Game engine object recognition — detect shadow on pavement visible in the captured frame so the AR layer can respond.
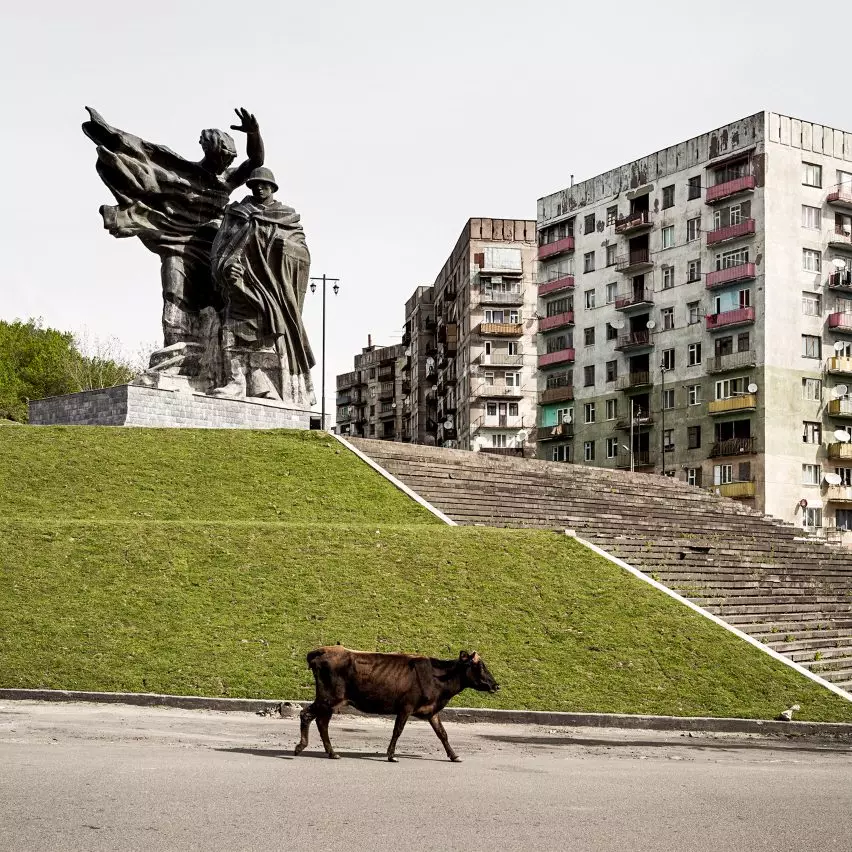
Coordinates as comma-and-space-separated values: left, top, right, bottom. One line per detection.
215, 747, 437, 761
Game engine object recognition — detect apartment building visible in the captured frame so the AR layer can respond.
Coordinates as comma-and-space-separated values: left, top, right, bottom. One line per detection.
536, 111, 852, 537
402, 286, 437, 444
335, 338, 407, 441
426, 218, 539, 456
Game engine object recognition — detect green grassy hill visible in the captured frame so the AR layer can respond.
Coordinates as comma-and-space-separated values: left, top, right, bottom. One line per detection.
1, 427, 850, 721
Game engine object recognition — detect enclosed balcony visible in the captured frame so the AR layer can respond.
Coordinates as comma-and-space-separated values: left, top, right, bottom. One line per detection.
614, 330, 654, 351
478, 289, 525, 306
708, 394, 757, 415
826, 355, 852, 375
615, 449, 656, 469
537, 275, 575, 296
705, 175, 756, 204
540, 383, 574, 404
538, 348, 575, 368
478, 352, 524, 368
378, 381, 395, 400
478, 321, 524, 337
827, 228, 852, 251
705, 350, 757, 373
709, 437, 756, 457
706, 306, 755, 331
716, 480, 756, 499
827, 185, 852, 211
539, 311, 574, 331
706, 219, 756, 246
614, 371, 652, 391
538, 236, 575, 260
615, 249, 653, 274
615, 287, 654, 311
614, 210, 653, 235
828, 398, 852, 418
828, 269, 852, 290
828, 311, 852, 332
827, 442, 852, 461
614, 414, 653, 430
825, 485, 852, 504
474, 383, 524, 399
472, 414, 524, 431
705, 263, 756, 289
537, 422, 574, 442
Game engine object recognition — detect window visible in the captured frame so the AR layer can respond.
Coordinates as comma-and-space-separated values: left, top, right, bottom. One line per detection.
606, 437, 618, 459
584, 289, 596, 309
606, 206, 618, 227
546, 297, 571, 317
716, 247, 749, 270
662, 348, 675, 370
687, 259, 701, 282
802, 377, 822, 402
508, 402, 519, 417
583, 365, 595, 387
555, 407, 572, 424
484, 371, 496, 385
605, 398, 617, 419
605, 361, 618, 382
688, 385, 702, 405
487, 402, 497, 417
803, 421, 822, 443
584, 327, 595, 346
583, 251, 596, 273
546, 334, 570, 354
584, 441, 595, 462
687, 302, 701, 325
662, 185, 675, 209
584, 213, 596, 235
505, 372, 522, 387
802, 205, 821, 229
662, 266, 674, 290
715, 377, 748, 399
552, 444, 570, 462
838, 509, 852, 531
686, 467, 702, 486
605, 281, 617, 303
802, 463, 822, 485
803, 249, 821, 272
738, 288, 751, 308
803, 162, 822, 187
663, 388, 675, 409
663, 429, 674, 451
802, 335, 821, 359
687, 217, 701, 241
688, 425, 701, 449
484, 309, 520, 323
606, 323, 618, 341
737, 332, 750, 352
491, 434, 507, 448
803, 507, 823, 529
507, 341, 518, 355
662, 307, 674, 330
687, 175, 701, 200
606, 244, 617, 267
688, 342, 702, 366
802, 292, 822, 316
661, 226, 675, 249
714, 464, 733, 485
728, 204, 743, 226
836, 467, 852, 487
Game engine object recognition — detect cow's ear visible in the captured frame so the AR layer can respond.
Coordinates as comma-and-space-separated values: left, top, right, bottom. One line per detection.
459, 651, 470, 662
471, 652, 480, 664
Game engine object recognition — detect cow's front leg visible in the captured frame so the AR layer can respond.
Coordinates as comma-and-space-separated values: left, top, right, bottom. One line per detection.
387, 710, 410, 762
294, 703, 317, 755
428, 714, 461, 762
315, 710, 340, 759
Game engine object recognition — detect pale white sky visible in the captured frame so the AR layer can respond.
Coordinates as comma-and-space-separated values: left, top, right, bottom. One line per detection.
2, 0, 851, 414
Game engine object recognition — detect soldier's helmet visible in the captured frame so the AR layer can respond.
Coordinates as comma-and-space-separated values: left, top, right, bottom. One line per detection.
246, 167, 278, 192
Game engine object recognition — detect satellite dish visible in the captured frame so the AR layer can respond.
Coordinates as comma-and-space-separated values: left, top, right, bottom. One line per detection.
835, 341, 847, 352
825, 472, 843, 485
611, 319, 625, 330
431, 385, 438, 392
747, 383, 758, 393
426, 356, 435, 366
646, 320, 657, 330
443, 420, 453, 429
404, 348, 411, 357
834, 430, 852, 443
561, 414, 572, 424
799, 498, 809, 509
834, 384, 849, 398
833, 258, 848, 270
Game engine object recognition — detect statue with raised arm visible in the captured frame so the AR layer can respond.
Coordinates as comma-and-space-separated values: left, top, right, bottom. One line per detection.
82, 107, 265, 376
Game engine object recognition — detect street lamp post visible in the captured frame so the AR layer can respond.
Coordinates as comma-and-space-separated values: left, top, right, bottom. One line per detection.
309, 273, 340, 430
660, 360, 668, 475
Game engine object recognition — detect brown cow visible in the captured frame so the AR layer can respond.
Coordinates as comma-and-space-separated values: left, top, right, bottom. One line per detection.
294, 646, 500, 762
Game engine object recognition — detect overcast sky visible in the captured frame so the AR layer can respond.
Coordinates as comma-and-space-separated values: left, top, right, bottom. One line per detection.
2, 0, 851, 415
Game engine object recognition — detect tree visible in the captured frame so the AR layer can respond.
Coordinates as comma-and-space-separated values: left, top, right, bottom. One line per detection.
68, 331, 135, 391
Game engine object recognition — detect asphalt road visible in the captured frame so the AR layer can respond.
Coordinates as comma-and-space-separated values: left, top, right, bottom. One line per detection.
1, 701, 851, 852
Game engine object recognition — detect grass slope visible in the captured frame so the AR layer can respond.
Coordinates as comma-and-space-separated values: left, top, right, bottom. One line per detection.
1, 428, 850, 721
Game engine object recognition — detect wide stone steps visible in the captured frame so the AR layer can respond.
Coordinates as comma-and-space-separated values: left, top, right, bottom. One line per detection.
350, 439, 852, 688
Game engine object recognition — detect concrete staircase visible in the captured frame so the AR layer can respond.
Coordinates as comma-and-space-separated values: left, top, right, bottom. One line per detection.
350, 438, 852, 691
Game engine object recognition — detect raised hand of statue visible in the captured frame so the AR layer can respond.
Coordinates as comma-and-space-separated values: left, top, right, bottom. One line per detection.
230, 108, 259, 135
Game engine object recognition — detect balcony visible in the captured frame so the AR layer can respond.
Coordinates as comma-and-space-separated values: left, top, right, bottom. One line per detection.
474, 383, 524, 399
337, 370, 359, 390
615, 287, 654, 311
480, 447, 525, 458
378, 368, 394, 381
826, 355, 852, 375
614, 371, 652, 391
705, 175, 756, 204
615, 449, 656, 469
825, 485, 852, 504
827, 442, 852, 460
540, 384, 574, 404
615, 414, 653, 430
827, 184, 852, 211
706, 219, 756, 246
614, 330, 654, 351
538, 348, 575, 368
479, 322, 524, 337
537, 422, 574, 442
615, 249, 653, 274
706, 262, 756, 289
478, 353, 524, 367
478, 289, 524, 306
537, 274, 575, 296
378, 407, 396, 420
828, 311, 852, 332
538, 236, 575, 260
539, 311, 574, 331
378, 381, 395, 400
708, 394, 757, 415
472, 415, 524, 431
706, 350, 757, 373
706, 306, 755, 330
828, 398, 852, 418
709, 437, 755, 458
827, 228, 852, 251
614, 210, 653, 235
828, 269, 852, 290
716, 480, 756, 499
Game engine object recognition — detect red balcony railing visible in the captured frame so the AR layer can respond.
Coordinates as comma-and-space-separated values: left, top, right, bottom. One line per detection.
538, 236, 575, 260
705, 262, 756, 289
537, 275, 575, 296
615, 249, 652, 272
827, 184, 852, 208
539, 311, 574, 331
538, 348, 575, 368
706, 219, 756, 245
828, 311, 852, 331
614, 330, 653, 350
615, 287, 654, 309
705, 306, 755, 330
706, 175, 756, 204
614, 210, 653, 234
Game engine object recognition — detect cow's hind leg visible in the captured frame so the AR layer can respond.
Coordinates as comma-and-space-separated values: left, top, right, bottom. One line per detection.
294, 703, 318, 755
387, 710, 411, 762
315, 708, 339, 759
428, 713, 461, 762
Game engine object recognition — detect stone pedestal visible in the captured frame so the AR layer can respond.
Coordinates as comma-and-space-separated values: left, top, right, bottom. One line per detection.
28, 385, 318, 430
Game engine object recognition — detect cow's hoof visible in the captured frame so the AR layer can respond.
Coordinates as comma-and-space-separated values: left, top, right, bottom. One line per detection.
388, 755, 399, 763
450, 755, 463, 763
294, 744, 305, 756
328, 752, 341, 760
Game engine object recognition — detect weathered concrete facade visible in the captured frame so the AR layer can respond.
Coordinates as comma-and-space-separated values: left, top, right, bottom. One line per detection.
537, 111, 852, 541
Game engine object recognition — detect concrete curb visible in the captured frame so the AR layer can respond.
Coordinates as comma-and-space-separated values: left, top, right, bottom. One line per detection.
2, 689, 850, 738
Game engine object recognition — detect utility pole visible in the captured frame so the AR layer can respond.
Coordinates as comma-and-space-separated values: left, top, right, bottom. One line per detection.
630, 397, 635, 473
309, 274, 340, 430
660, 360, 668, 475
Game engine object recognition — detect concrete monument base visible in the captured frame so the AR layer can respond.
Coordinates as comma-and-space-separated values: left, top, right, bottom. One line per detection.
28, 384, 319, 430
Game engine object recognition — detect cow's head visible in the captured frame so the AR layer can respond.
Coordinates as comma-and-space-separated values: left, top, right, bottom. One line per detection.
459, 651, 500, 693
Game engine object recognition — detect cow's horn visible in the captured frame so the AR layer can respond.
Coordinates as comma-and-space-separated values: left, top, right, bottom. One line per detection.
471, 652, 480, 663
